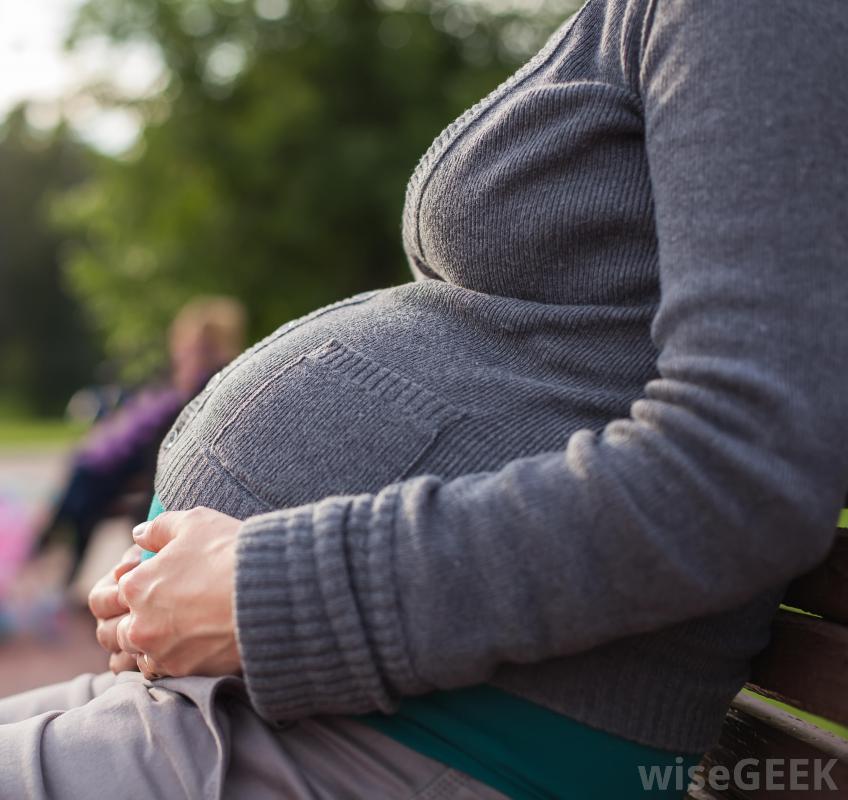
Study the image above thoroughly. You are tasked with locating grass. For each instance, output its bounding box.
[0,417,87,448]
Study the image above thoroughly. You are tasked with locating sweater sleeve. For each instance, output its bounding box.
[234,0,848,722]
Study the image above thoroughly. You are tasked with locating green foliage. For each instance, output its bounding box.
[56,0,572,379]
[0,111,100,416]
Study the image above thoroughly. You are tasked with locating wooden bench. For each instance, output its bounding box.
[687,529,848,798]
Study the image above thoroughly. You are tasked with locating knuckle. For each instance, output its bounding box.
[117,571,138,602]
[146,514,163,539]
[118,615,141,654]
[149,510,180,540]
[128,620,154,652]
[117,545,141,571]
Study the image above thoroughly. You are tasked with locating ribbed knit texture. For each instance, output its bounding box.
[155,0,848,753]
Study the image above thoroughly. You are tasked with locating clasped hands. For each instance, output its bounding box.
[87,507,243,680]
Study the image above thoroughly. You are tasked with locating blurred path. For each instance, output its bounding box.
[0,447,68,521]
[0,608,106,696]
[0,447,107,697]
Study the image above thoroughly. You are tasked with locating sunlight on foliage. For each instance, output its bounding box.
[54,0,575,380]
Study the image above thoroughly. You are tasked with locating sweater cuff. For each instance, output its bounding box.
[233,484,423,722]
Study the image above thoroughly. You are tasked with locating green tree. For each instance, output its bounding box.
[0,109,100,416]
[58,0,572,379]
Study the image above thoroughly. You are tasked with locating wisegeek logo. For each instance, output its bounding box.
[637,757,839,793]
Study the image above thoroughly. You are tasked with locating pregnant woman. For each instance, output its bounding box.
[1,0,846,797]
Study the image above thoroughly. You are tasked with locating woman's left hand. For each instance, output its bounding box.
[116,507,243,680]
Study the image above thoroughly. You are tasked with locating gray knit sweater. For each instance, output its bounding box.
[155,0,848,752]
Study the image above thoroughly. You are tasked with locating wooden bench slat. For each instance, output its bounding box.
[686,529,848,798]
[688,693,848,799]
[686,789,722,800]
[749,610,848,726]
[783,530,848,624]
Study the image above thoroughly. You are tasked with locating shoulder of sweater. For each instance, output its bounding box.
[562,0,650,101]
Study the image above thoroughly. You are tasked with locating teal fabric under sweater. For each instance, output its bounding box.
[145,496,698,798]
[362,687,698,799]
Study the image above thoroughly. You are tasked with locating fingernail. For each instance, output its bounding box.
[132,522,150,539]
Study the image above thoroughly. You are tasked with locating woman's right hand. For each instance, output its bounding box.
[88,544,143,673]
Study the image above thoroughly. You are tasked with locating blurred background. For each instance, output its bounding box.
[0,0,578,693]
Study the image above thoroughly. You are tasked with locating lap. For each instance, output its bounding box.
[0,672,504,800]
[0,670,126,722]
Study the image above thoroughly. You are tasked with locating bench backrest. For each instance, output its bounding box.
[688,530,848,799]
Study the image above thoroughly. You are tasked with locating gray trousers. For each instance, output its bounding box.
[0,672,508,800]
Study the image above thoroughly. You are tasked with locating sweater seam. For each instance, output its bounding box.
[386,483,430,694]
[333,498,385,707]
[179,290,382,428]
[636,0,661,102]
[160,428,275,514]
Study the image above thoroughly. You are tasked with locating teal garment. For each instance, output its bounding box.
[360,686,699,800]
[145,496,698,798]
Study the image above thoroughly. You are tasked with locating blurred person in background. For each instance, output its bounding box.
[3,297,246,627]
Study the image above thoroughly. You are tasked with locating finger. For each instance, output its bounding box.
[109,651,139,675]
[116,565,146,610]
[113,544,143,581]
[95,614,125,654]
[88,582,129,621]
[87,573,113,618]
[132,511,183,554]
[116,614,141,655]
[136,652,165,681]
[89,545,142,619]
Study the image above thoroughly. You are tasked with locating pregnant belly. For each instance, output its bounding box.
[156,281,656,514]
